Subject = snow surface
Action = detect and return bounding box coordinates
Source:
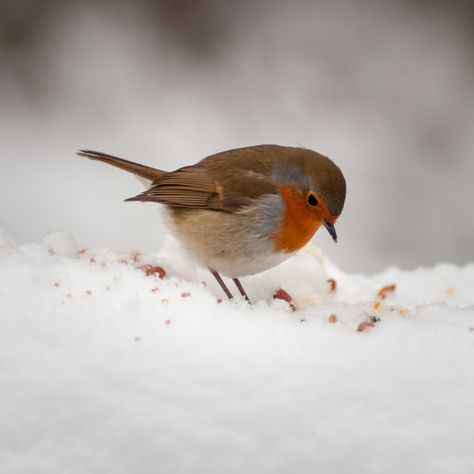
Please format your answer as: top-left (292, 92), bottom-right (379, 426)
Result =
top-left (1, 228), bottom-right (474, 474)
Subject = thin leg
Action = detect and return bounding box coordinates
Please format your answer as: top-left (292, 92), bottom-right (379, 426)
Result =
top-left (209, 269), bottom-right (234, 300)
top-left (232, 278), bottom-right (252, 304)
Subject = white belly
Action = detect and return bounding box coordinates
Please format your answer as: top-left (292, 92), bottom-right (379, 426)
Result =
top-left (166, 196), bottom-right (290, 277)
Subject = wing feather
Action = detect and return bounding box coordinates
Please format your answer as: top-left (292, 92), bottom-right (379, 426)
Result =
top-left (125, 165), bottom-right (218, 208)
top-left (126, 156), bottom-right (279, 211)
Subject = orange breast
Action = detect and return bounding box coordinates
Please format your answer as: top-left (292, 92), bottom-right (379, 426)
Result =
top-left (273, 185), bottom-right (322, 253)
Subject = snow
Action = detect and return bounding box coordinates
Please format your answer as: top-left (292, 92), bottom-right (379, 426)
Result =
top-left (1, 228), bottom-right (474, 474)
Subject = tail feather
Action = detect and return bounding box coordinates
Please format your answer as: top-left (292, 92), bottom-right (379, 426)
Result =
top-left (77, 150), bottom-right (166, 182)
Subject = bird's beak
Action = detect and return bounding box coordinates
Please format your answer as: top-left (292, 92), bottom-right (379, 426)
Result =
top-left (323, 220), bottom-right (338, 243)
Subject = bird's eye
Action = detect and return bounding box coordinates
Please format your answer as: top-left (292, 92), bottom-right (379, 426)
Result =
top-left (307, 193), bottom-right (318, 207)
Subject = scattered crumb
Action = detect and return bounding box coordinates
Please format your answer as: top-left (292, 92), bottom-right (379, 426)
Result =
top-left (89, 257), bottom-right (96, 264)
top-left (217, 299), bottom-right (223, 304)
top-left (273, 288), bottom-right (293, 303)
top-left (151, 286), bottom-right (160, 293)
top-left (53, 281), bottom-right (60, 288)
top-left (48, 248), bottom-right (56, 256)
top-left (273, 288), bottom-right (296, 311)
top-left (328, 314), bottom-right (337, 323)
top-left (181, 292), bottom-right (191, 298)
top-left (85, 290), bottom-right (92, 296)
top-left (373, 301), bottom-right (381, 312)
top-left (357, 321), bottom-right (375, 332)
top-left (161, 298), bottom-right (169, 304)
top-left (65, 293), bottom-right (72, 298)
top-left (327, 278), bottom-right (337, 292)
top-left (165, 319), bottom-right (171, 325)
top-left (117, 258), bottom-right (128, 265)
top-left (78, 248), bottom-right (87, 255)
top-left (201, 281), bottom-right (207, 287)
top-left (130, 251), bottom-right (141, 263)
top-left (300, 319), bottom-right (306, 323)
top-left (141, 265), bottom-right (166, 279)
top-left (134, 336), bottom-right (141, 342)
top-left (469, 327), bottom-right (474, 332)
top-left (377, 284), bottom-right (396, 300)
top-left (446, 288), bottom-right (454, 295)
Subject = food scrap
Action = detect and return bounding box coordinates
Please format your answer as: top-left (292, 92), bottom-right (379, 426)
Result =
top-left (328, 314), bottom-right (337, 323)
top-left (377, 284), bottom-right (396, 300)
top-left (272, 288), bottom-right (296, 311)
top-left (327, 278), bottom-right (337, 292)
top-left (273, 288), bottom-right (292, 303)
top-left (141, 264), bottom-right (166, 279)
top-left (357, 321), bottom-right (375, 332)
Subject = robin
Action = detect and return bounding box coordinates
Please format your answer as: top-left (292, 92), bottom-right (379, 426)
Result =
top-left (78, 145), bottom-right (346, 302)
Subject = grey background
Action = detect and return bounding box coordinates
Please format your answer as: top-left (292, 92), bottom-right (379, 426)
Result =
top-left (1, 0), bottom-right (473, 272)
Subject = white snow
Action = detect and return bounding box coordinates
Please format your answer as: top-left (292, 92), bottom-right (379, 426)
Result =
top-left (1, 228), bottom-right (473, 474)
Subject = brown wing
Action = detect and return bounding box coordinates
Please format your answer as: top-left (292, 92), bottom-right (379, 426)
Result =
top-left (125, 165), bottom-right (216, 208)
top-left (125, 162), bottom-right (277, 211)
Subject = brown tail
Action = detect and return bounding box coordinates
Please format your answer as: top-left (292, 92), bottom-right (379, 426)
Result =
top-left (77, 150), bottom-right (166, 182)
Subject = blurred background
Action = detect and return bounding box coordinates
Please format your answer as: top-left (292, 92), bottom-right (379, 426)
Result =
top-left (0, 0), bottom-right (473, 273)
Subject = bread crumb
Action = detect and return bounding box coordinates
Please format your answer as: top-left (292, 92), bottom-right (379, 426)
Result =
top-left (141, 265), bottom-right (166, 279)
top-left (357, 321), bottom-right (375, 332)
top-left (377, 284), bottom-right (396, 300)
top-left (327, 278), bottom-right (337, 292)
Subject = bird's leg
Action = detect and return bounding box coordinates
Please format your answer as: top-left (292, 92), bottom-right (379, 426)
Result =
top-left (209, 269), bottom-right (234, 300)
top-left (232, 278), bottom-right (252, 304)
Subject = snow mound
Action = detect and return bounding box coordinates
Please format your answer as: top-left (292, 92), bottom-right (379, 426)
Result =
top-left (1, 229), bottom-right (473, 474)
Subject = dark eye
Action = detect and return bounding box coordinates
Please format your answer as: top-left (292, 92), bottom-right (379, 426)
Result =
top-left (307, 193), bottom-right (318, 207)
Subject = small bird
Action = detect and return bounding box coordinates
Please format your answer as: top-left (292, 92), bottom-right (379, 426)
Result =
top-left (78, 145), bottom-right (346, 302)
